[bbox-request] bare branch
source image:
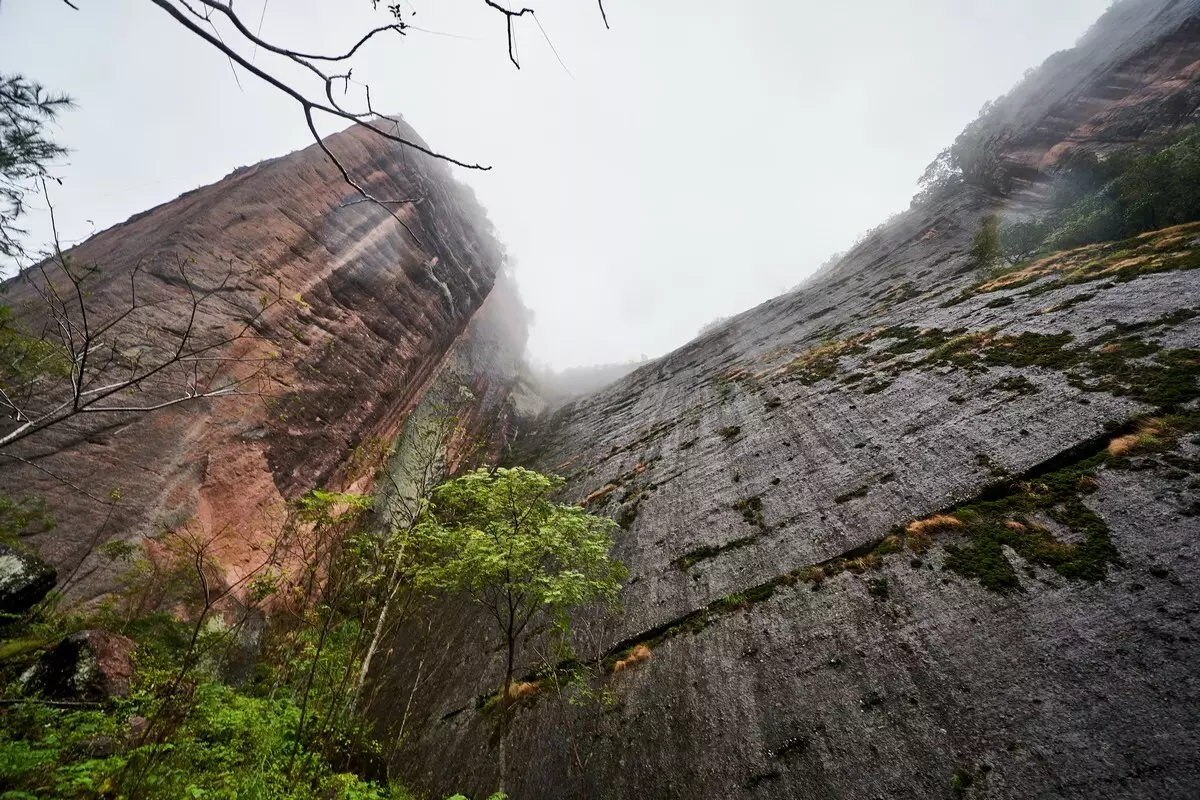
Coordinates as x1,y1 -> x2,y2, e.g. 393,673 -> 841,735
483,0 -> 536,69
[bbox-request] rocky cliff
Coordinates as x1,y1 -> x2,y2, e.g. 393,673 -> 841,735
0,119 -> 528,603
374,3 -> 1200,797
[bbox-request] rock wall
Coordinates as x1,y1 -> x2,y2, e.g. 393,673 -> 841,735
0,119 -> 527,603
376,3 -> 1200,797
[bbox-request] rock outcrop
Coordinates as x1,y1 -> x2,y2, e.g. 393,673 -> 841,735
0,118 -> 527,604
0,541 -> 57,615
372,3 -> 1200,798
23,630 -> 137,700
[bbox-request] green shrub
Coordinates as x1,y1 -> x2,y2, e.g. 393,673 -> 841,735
969,216 -> 1002,268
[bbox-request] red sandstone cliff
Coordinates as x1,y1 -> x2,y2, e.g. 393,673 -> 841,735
0,118 -> 527,602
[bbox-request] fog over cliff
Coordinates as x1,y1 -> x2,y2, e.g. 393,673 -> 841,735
2,0 -> 1111,368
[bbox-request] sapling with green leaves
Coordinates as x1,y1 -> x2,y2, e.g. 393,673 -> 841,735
415,466 -> 624,790
416,467 -> 626,702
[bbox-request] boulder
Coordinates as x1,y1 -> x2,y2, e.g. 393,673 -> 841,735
0,541 -> 57,616
25,630 -> 137,701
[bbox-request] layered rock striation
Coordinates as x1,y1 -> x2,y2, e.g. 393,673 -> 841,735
0,119 -> 527,603
376,4 -> 1200,798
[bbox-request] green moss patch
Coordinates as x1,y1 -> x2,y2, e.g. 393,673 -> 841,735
733,496 -> 765,527
674,536 -> 758,571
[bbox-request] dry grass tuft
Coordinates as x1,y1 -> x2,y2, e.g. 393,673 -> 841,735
906,514 -> 963,536
845,553 -> 882,574
1108,418 -> 1167,457
1003,520 -> 1027,532
505,681 -> 540,701
583,483 -> 619,506
613,644 -> 652,674
1107,435 -> 1138,456
903,514 -> 964,553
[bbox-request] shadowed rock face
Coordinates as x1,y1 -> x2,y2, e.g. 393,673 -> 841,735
0,118 -> 527,603
374,4 -> 1200,797
23,629 -> 137,700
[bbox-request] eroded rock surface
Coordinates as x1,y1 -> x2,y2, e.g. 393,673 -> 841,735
374,4 -> 1200,797
0,118 -> 526,604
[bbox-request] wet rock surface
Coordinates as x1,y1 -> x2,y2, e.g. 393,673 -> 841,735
0,118 -> 526,604
374,4 -> 1200,797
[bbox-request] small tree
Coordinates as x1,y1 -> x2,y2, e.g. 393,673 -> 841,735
418,467 -> 624,697
415,466 -> 624,790
969,214 -> 1002,268
999,219 -> 1046,263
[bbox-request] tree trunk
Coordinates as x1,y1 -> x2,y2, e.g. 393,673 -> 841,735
498,733 -> 508,796
498,629 -> 516,795
350,590 -> 392,711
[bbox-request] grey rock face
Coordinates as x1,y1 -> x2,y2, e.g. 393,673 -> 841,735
0,541 -> 57,616
370,4 -> 1200,798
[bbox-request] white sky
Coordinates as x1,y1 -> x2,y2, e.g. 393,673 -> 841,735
0,0 -> 1112,369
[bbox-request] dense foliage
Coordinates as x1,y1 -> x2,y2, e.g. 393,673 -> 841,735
958,127 -> 1200,270
416,467 -> 625,695
1,463 -> 622,798
1036,126 -> 1200,250
0,615 -> 411,800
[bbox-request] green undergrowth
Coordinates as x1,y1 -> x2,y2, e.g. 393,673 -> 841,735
733,225 -> 1198,397
939,454 -> 1116,591
941,220 -> 1200,307
0,614 -> 422,800
758,316 -> 1200,410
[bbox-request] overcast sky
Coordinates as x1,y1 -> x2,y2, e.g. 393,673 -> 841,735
1,0 -> 1112,369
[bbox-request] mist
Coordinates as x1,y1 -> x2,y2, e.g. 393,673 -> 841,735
0,0 -> 1112,370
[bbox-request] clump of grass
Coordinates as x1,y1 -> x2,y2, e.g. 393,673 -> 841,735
719,425 -> 742,439
905,514 -> 963,535
903,514 -> 963,553
673,535 -> 757,571
844,553 -> 882,573
1108,417 -> 1169,456
995,375 -> 1040,395
951,769 -> 974,795
612,644 -> 652,674
734,496 -> 765,527
795,566 -> 825,587
505,681 -> 541,701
